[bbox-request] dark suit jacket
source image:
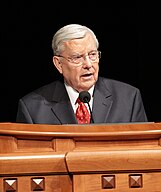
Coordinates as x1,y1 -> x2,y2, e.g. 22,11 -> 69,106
16,77 -> 148,124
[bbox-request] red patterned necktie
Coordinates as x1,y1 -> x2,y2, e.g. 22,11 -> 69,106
76,98 -> 91,124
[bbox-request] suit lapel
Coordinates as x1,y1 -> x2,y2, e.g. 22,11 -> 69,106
51,101 -> 77,124
92,78 -> 113,123
49,81 -> 77,124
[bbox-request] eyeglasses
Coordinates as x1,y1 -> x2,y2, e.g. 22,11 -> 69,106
57,50 -> 101,65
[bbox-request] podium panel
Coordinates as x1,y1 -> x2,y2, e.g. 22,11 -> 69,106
1,122 -> 161,191
73,173 -> 161,192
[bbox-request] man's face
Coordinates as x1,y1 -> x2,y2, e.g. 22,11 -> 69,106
53,34 -> 100,92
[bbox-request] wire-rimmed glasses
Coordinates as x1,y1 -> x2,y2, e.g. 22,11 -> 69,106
56,50 -> 101,65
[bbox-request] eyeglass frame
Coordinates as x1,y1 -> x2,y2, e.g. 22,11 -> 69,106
56,50 -> 101,65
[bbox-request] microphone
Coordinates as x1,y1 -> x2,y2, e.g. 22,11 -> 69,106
79,91 -> 94,123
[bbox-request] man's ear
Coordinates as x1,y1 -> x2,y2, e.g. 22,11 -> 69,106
53,56 -> 63,74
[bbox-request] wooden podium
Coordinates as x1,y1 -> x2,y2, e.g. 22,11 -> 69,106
1,122 -> 161,191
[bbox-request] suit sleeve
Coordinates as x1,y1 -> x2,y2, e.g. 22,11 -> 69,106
131,89 -> 148,122
16,99 -> 34,123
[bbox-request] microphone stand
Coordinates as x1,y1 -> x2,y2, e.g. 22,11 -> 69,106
87,102 -> 94,123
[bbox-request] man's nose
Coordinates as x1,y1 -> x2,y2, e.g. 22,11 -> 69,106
82,55 -> 93,67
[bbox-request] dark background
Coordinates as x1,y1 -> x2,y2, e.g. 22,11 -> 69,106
1,1 -> 161,123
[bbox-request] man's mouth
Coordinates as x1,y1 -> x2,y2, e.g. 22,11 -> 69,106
82,73 -> 93,77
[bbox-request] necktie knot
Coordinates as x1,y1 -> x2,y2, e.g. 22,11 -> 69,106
76,98 -> 91,124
